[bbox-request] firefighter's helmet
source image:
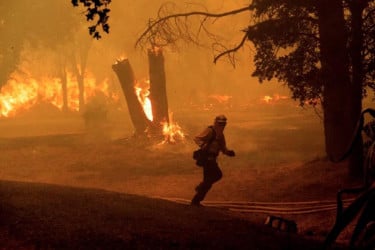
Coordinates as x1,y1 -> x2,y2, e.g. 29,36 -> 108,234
215,115 -> 227,125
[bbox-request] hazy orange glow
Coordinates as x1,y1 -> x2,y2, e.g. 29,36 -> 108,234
134,79 -> 153,121
0,72 -> 116,117
208,94 -> 232,103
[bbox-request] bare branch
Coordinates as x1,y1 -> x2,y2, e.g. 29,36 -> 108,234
213,31 -> 249,65
135,5 -> 250,48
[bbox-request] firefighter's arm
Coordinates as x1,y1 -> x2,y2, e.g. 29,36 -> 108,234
221,136 -> 235,157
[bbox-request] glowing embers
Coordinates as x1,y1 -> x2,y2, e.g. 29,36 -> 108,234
260,94 -> 289,104
0,72 -> 116,118
134,79 -> 153,121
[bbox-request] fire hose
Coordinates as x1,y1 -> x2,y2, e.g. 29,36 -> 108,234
155,197 -> 356,215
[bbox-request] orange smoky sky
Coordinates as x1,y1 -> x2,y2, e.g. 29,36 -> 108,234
0,0 -> 296,138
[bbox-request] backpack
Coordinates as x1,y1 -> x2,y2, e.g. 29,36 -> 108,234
193,126 -> 216,167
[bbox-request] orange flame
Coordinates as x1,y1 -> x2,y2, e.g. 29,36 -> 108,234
261,94 -> 289,104
262,95 -> 273,103
133,78 -> 185,143
160,112 -> 185,144
134,79 -> 153,121
0,72 -> 117,117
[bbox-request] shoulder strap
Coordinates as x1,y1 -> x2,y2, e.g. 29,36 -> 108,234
207,126 -> 216,146
199,126 -> 216,150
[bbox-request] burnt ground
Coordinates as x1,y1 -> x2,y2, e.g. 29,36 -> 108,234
0,108 -> 364,249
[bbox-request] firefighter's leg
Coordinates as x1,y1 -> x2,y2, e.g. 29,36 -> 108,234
191,182 -> 212,205
191,160 -> 219,205
205,159 -> 222,184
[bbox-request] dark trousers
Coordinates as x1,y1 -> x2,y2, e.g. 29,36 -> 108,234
192,159 -> 222,204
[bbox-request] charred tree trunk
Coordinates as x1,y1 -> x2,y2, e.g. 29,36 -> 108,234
112,59 -> 149,136
58,57 -> 68,112
61,69 -> 68,112
317,0 -> 362,176
148,48 -> 169,135
71,54 -> 86,113
77,74 -> 85,112
71,43 -> 90,113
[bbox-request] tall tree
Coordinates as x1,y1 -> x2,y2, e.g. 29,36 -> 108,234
316,0 -> 360,174
247,0 -> 374,175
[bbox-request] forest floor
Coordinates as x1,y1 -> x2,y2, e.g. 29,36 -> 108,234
0,107 -> 365,249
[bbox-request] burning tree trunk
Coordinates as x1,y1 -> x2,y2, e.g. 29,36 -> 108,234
57,54 -> 69,112
148,48 -> 169,132
112,59 -> 149,136
77,74 -> 85,112
58,63 -> 68,112
71,48 -> 89,113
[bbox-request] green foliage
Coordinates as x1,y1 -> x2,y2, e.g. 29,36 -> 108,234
71,0 -> 111,39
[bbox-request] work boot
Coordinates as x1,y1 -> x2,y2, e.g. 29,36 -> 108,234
191,197 -> 202,207
191,201 -> 202,207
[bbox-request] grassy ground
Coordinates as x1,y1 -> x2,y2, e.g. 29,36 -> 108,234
0,107 -> 362,249
1,180 -> 344,250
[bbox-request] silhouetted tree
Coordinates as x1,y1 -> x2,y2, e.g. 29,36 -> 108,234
248,0 -> 375,176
